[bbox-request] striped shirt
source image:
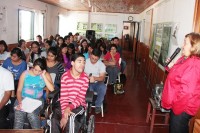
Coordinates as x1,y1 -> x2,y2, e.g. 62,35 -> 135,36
47,62 -> 65,85
59,70 -> 89,115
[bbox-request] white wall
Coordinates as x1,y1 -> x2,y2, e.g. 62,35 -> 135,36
0,0 -> 63,44
61,11 -> 140,39
90,12 -> 139,39
139,0 -> 196,56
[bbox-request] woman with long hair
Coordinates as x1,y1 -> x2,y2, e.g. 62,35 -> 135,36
26,41 -> 46,63
59,43 -> 71,71
14,58 -> 54,129
46,47 -> 65,88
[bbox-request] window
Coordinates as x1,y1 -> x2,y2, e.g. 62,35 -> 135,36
18,10 -> 34,41
38,13 -> 44,37
18,10 -> 44,41
58,14 -> 68,37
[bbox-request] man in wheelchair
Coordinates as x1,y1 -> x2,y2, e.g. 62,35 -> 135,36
51,53 -> 90,133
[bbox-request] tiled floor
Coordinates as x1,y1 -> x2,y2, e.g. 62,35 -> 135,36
92,50 -> 169,133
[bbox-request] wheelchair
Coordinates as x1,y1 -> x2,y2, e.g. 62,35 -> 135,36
43,89 -> 95,133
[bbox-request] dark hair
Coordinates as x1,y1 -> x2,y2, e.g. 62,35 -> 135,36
37,35 -> 42,39
45,40 -> 52,47
109,44 -> 118,51
60,43 -> 68,50
113,37 -> 119,40
88,43 -> 96,50
57,37 -> 64,46
67,43 -> 75,56
18,39 -> 25,47
0,40 -> 8,52
71,53 -> 85,62
59,43 -> 68,62
47,47 -> 58,60
31,41 -> 42,62
98,43 -> 107,55
64,35 -> 70,41
33,58 -> 47,70
92,48 -> 101,58
68,43 -> 75,50
11,47 -> 23,58
68,32 -> 73,36
80,39 -> 88,54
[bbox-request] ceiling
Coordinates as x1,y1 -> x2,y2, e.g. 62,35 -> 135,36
38,0 -> 158,14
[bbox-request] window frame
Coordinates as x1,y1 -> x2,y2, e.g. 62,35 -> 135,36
18,9 -> 35,41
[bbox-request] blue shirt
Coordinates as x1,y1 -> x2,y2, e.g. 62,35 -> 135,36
22,71 -> 46,99
2,57 -> 27,80
83,52 -> 89,59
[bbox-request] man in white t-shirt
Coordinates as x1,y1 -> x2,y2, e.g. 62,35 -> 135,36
0,66 -> 14,128
84,49 -> 107,114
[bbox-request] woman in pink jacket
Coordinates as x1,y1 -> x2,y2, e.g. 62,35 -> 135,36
161,32 -> 200,133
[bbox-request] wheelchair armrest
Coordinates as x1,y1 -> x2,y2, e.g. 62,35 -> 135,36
86,90 -> 94,103
48,89 -> 60,99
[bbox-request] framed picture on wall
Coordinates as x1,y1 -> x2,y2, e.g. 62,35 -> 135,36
91,23 -> 103,32
77,22 -> 88,31
105,24 -> 117,33
123,26 -> 129,30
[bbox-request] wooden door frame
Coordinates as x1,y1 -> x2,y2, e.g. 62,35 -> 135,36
193,0 -> 200,32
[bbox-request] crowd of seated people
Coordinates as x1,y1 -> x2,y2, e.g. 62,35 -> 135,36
0,32 -> 126,131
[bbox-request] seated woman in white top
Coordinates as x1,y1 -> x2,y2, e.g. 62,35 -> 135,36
0,40 -> 10,65
26,41 -> 46,63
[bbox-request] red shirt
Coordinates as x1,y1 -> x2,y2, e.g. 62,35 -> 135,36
104,52 -> 120,68
59,70 -> 89,115
161,56 -> 200,115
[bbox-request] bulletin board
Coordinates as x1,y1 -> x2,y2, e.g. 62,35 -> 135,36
91,23 -> 103,32
77,22 -> 88,31
149,22 -> 173,67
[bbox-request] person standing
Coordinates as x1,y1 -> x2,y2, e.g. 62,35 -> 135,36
161,32 -> 200,133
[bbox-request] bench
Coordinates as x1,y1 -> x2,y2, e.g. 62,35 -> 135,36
0,129 -> 43,133
7,41 -> 32,52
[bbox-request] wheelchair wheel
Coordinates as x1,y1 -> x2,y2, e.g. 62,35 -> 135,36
87,115 -> 95,133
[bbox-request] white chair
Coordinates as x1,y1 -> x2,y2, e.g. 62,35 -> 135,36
50,73 -> 56,84
116,58 -> 122,83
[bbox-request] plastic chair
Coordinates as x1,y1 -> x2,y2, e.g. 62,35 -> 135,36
50,73 -> 56,84
116,58 -> 122,83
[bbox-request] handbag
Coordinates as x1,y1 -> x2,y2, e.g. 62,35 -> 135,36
113,82 -> 125,95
